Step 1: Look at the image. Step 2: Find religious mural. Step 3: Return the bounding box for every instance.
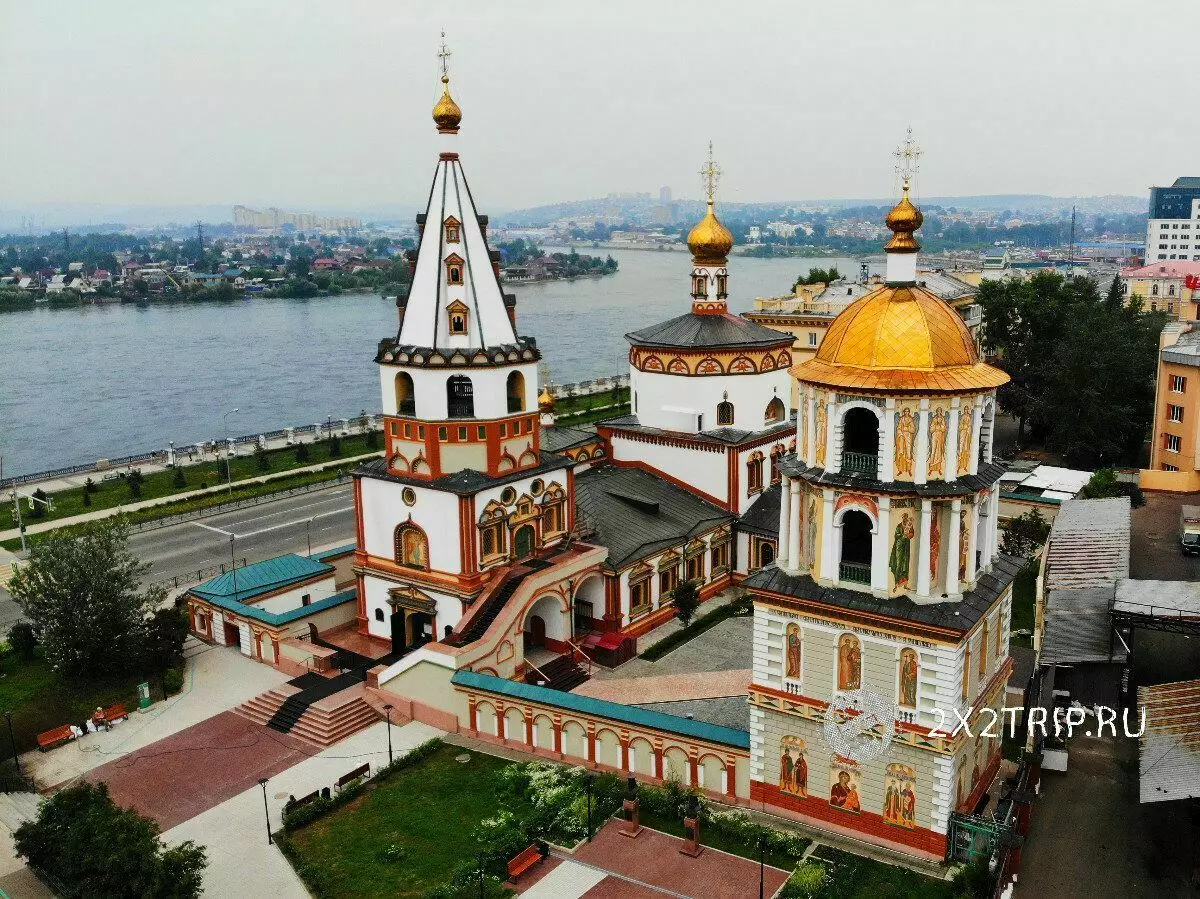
[928,407,948,478]
[899,647,919,708]
[805,496,819,570]
[779,736,808,797]
[815,402,828,467]
[829,757,862,812]
[883,764,917,829]
[785,623,802,680]
[929,507,941,586]
[395,523,429,570]
[894,406,917,479]
[889,511,915,590]
[959,507,970,583]
[957,407,973,474]
[837,633,862,691]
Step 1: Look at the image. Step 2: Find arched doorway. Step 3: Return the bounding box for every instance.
[573,574,604,635]
[526,615,546,648]
[841,408,880,476]
[507,371,525,414]
[839,509,873,585]
[447,375,474,418]
[523,594,567,654]
[514,524,535,559]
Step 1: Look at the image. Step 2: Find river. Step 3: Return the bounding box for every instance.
[0,248,861,476]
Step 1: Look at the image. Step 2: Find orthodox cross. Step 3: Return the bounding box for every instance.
[699,141,722,204]
[893,127,922,188]
[437,32,452,78]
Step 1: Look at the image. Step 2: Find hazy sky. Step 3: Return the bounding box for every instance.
[2,1,1193,212]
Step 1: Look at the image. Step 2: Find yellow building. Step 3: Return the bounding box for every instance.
[1120,260,1200,321]
[1148,322,1200,483]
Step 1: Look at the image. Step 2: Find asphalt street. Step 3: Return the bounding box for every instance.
[0,484,356,625]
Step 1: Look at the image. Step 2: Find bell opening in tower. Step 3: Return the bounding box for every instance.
[839,510,873,586]
[447,375,474,418]
[841,408,880,477]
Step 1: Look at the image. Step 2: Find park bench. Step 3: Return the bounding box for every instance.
[36,724,74,752]
[285,790,321,814]
[506,844,545,881]
[336,763,370,791]
[93,703,129,729]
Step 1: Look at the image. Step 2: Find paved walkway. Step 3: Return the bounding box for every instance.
[163,720,442,898]
[594,608,754,682]
[575,670,750,704]
[23,638,288,790]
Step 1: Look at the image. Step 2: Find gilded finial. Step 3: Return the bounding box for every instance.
[688,142,733,265]
[699,140,722,208]
[433,32,462,133]
[885,129,923,253]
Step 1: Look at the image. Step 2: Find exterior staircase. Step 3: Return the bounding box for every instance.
[526,654,590,692]
[233,678,380,751]
[0,792,41,832]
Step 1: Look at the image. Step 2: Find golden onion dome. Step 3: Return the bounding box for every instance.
[433,75,462,133]
[794,284,1008,392]
[884,181,923,253]
[687,200,734,264]
[538,387,554,413]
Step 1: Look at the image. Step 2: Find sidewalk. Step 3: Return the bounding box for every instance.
[163,720,443,898]
[1,455,374,544]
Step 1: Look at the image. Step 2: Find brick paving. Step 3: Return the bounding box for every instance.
[85,710,311,830]
[594,614,754,682]
[575,669,750,704]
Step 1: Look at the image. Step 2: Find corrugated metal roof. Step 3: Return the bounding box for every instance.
[452,670,750,749]
[314,543,356,561]
[1138,678,1200,804]
[192,553,332,604]
[1113,579,1200,619]
[1041,586,1123,665]
[1044,498,1130,591]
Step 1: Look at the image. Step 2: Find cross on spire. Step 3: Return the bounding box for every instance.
[699,141,722,205]
[893,127,922,188]
[437,31,452,79]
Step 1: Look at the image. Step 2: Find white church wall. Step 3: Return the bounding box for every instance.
[360,478,463,574]
[378,362,538,420]
[631,369,791,434]
[608,435,728,505]
[361,574,464,642]
[252,577,339,613]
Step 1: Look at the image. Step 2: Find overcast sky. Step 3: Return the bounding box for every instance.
[1,1,1192,213]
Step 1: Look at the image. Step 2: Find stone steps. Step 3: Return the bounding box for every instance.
[232,683,380,751]
[0,792,42,832]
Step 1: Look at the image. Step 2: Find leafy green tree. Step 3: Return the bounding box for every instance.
[29,488,47,519]
[1078,467,1146,507]
[14,781,206,898]
[7,622,36,659]
[1000,509,1051,557]
[672,580,700,627]
[145,607,188,673]
[172,465,187,489]
[254,444,271,472]
[329,435,342,458]
[83,477,96,495]
[127,468,144,499]
[295,442,310,463]
[7,519,164,676]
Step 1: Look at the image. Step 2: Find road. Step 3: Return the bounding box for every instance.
[0,484,356,625]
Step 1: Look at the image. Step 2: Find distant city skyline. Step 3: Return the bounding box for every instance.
[2,1,1194,214]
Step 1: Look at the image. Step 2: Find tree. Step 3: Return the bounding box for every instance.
[7,622,36,659]
[127,468,144,499]
[295,442,310,463]
[172,465,187,489]
[1078,467,1145,507]
[29,488,47,519]
[672,580,700,627]
[7,519,165,676]
[329,434,342,458]
[145,607,188,673]
[254,444,271,472]
[14,781,206,899]
[1000,509,1051,557]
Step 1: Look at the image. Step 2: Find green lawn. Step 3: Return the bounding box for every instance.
[554,387,629,417]
[285,744,529,899]
[1008,559,1038,648]
[806,846,955,899]
[0,649,165,752]
[8,432,382,528]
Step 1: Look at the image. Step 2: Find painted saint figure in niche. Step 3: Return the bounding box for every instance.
[959,507,970,582]
[829,766,861,812]
[837,633,861,691]
[889,512,915,589]
[930,508,942,586]
[928,407,947,478]
[883,764,917,828]
[899,647,918,708]
[815,403,828,466]
[785,623,802,680]
[779,736,807,797]
[396,524,429,570]
[805,497,818,569]
[894,407,917,478]
[958,408,973,473]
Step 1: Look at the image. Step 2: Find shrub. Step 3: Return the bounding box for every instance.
[329,436,342,458]
[255,445,270,473]
[172,466,187,489]
[366,429,380,450]
[780,862,830,898]
[296,442,310,464]
[672,580,700,627]
[127,469,144,499]
[30,489,47,519]
[7,622,36,659]
[163,667,184,695]
[82,491,91,508]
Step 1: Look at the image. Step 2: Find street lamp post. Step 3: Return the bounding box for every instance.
[4,712,18,775]
[383,703,393,764]
[222,408,240,495]
[258,777,272,844]
[305,518,313,557]
[230,533,239,598]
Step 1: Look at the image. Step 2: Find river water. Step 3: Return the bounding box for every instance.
[0,248,859,476]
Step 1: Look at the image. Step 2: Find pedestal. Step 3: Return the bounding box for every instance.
[679,816,703,856]
[620,798,643,838]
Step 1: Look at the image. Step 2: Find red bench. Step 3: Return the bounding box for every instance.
[37,724,74,752]
[507,844,544,881]
[101,702,129,725]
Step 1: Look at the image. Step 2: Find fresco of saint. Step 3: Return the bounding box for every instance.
[779,736,807,797]
[889,512,915,589]
[785,623,802,680]
[837,633,861,691]
[894,407,917,478]
[928,408,947,478]
[829,765,861,812]
[899,648,918,708]
[957,408,973,473]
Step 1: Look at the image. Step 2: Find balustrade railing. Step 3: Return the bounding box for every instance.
[840,451,878,476]
[838,561,871,585]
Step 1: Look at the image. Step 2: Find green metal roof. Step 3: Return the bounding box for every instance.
[199,586,357,627]
[192,553,332,604]
[451,670,750,750]
[314,543,356,562]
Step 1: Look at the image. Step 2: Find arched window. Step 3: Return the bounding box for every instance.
[841,407,879,477]
[446,300,469,335]
[692,274,706,297]
[445,253,464,285]
[764,397,786,425]
[506,371,525,414]
[838,509,872,585]
[395,372,415,416]
[394,523,429,570]
[716,274,728,296]
[447,375,474,418]
[375,608,385,622]
[717,401,734,426]
[747,451,764,493]
[444,216,461,243]
[1152,283,1159,296]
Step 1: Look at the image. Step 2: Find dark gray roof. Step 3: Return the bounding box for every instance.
[355,452,569,496]
[573,465,735,569]
[540,425,600,454]
[739,483,781,537]
[602,415,794,447]
[374,335,540,366]
[626,312,793,350]
[782,456,1007,499]
[1042,585,1125,665]
[743,554,1024,636]
[1008,645,1037,693]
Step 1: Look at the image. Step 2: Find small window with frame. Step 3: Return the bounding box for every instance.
[445,253,464,285]
[447,299,469,335]
[444,216,461,243]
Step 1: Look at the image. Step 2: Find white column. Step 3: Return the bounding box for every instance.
[788,480,803,573]
[651,753,658,778]
[990,494,1001,566]
[917,499,933,597]
[946,400,960,483]
[968,401,983,477]
[871,496,891,593]
[806,394,817,466]
[777,475,792,569]
[880,398,896,482]
[825,400,840,474]
[820,489,836,581]
[502,713,510,740]
[984,400,995,465]
[915,400,931,485]
[965,500,980,586]
[720,767,729,793]
[946,498,963,596]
